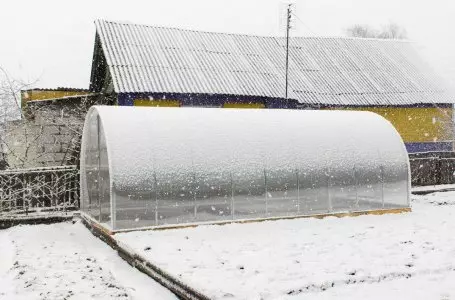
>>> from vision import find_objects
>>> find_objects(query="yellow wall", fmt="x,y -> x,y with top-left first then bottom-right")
22,90 -> 89,102
133,99 -> 180,107
223,103 -> 265,109
130,99 -> 452,143
330,107 -> 453,143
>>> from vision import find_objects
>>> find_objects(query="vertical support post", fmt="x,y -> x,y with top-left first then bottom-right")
296,168 -> 300,213
327,165 -> 332,213
25,180 -> 29,216
111,190 -> 116,230
230,172 -> 235,220
378,150 -> 385,209
192,172 -> 197,219
154,172 -> 158,226
47,173 -> 52,210
353,164 -> 359,209
97,115 -> 102,223
264,169 -> 268,216
380,165 -> 385,208
63,172 -> 67,214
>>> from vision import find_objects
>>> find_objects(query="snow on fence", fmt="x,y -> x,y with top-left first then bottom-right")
0,165 -> 79,216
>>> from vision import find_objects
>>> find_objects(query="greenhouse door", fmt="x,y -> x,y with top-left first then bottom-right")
84,114 -> 110,226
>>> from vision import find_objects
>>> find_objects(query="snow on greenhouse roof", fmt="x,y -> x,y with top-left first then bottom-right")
81,106 -> 410,231
94,19 -> 454,106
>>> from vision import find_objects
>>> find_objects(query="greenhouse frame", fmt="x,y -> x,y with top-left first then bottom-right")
80,106 -> 411,232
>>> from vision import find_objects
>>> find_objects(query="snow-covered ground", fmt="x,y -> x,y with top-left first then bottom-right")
117,192 -> 455,300
0,222 -> 177,300
2,192 -> 455,300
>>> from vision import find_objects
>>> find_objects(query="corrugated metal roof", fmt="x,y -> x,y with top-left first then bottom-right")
95,19 -> 454,106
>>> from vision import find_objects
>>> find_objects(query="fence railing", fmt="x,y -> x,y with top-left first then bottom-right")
0,165 -> 79,216
409,152 -> 455,186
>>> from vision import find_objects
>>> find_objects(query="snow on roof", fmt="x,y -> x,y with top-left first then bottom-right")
22,88 -> 89,92
94,19 -> 454,106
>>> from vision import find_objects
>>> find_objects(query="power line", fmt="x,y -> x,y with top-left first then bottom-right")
290,12 -> 317,36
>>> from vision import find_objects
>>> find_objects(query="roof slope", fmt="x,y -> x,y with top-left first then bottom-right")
94,19 -> 453,106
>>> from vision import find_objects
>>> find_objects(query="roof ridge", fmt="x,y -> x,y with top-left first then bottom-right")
95,19 -> 276,39
95,19 -> 412,43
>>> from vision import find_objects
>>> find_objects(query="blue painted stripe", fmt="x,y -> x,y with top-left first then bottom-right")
405,142 -> 453,153
117,94 -> 134,106
116,92 -> 299,108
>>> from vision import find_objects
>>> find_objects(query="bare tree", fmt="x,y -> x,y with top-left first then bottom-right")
377,23 -> 408,39
0,67 -> 26,121
345,24 -> 379,39
346,23 -> 407,40
0,67 -> 33,169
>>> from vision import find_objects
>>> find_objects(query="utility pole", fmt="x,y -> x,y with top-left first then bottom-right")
285,3 -> 293,100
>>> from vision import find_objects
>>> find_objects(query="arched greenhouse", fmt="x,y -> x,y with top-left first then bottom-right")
80,106 -> 411,231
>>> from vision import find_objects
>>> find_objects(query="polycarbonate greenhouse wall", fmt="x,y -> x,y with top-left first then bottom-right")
80,106 -> 410,231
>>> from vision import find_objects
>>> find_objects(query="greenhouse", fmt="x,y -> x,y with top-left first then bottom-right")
80,106 -> 411,232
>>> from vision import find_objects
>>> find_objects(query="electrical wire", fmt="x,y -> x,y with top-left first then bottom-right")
290,12 -> 317,36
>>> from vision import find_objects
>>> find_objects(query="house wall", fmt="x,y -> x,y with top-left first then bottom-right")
115,92 -> 453,154
4,101 -> 84,169
223,103 -> 265,109
133,99 -> 266,109
326,106 -> 454,153
6,93 -> 116,169
133,99 -> 181,107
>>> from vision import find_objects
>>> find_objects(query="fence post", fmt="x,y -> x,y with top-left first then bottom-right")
437,155 -> 442,185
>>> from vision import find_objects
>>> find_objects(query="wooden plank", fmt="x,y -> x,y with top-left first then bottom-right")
110,207 -> 412,234
80,213 -> 211,300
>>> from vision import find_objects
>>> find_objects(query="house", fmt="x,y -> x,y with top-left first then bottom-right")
87,20 -> 452,153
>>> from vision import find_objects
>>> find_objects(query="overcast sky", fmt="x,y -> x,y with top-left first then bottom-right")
0,0 -> 454,89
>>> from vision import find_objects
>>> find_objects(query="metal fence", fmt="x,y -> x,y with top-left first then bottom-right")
409,152 -> 455,186
0,165 -> 79,216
